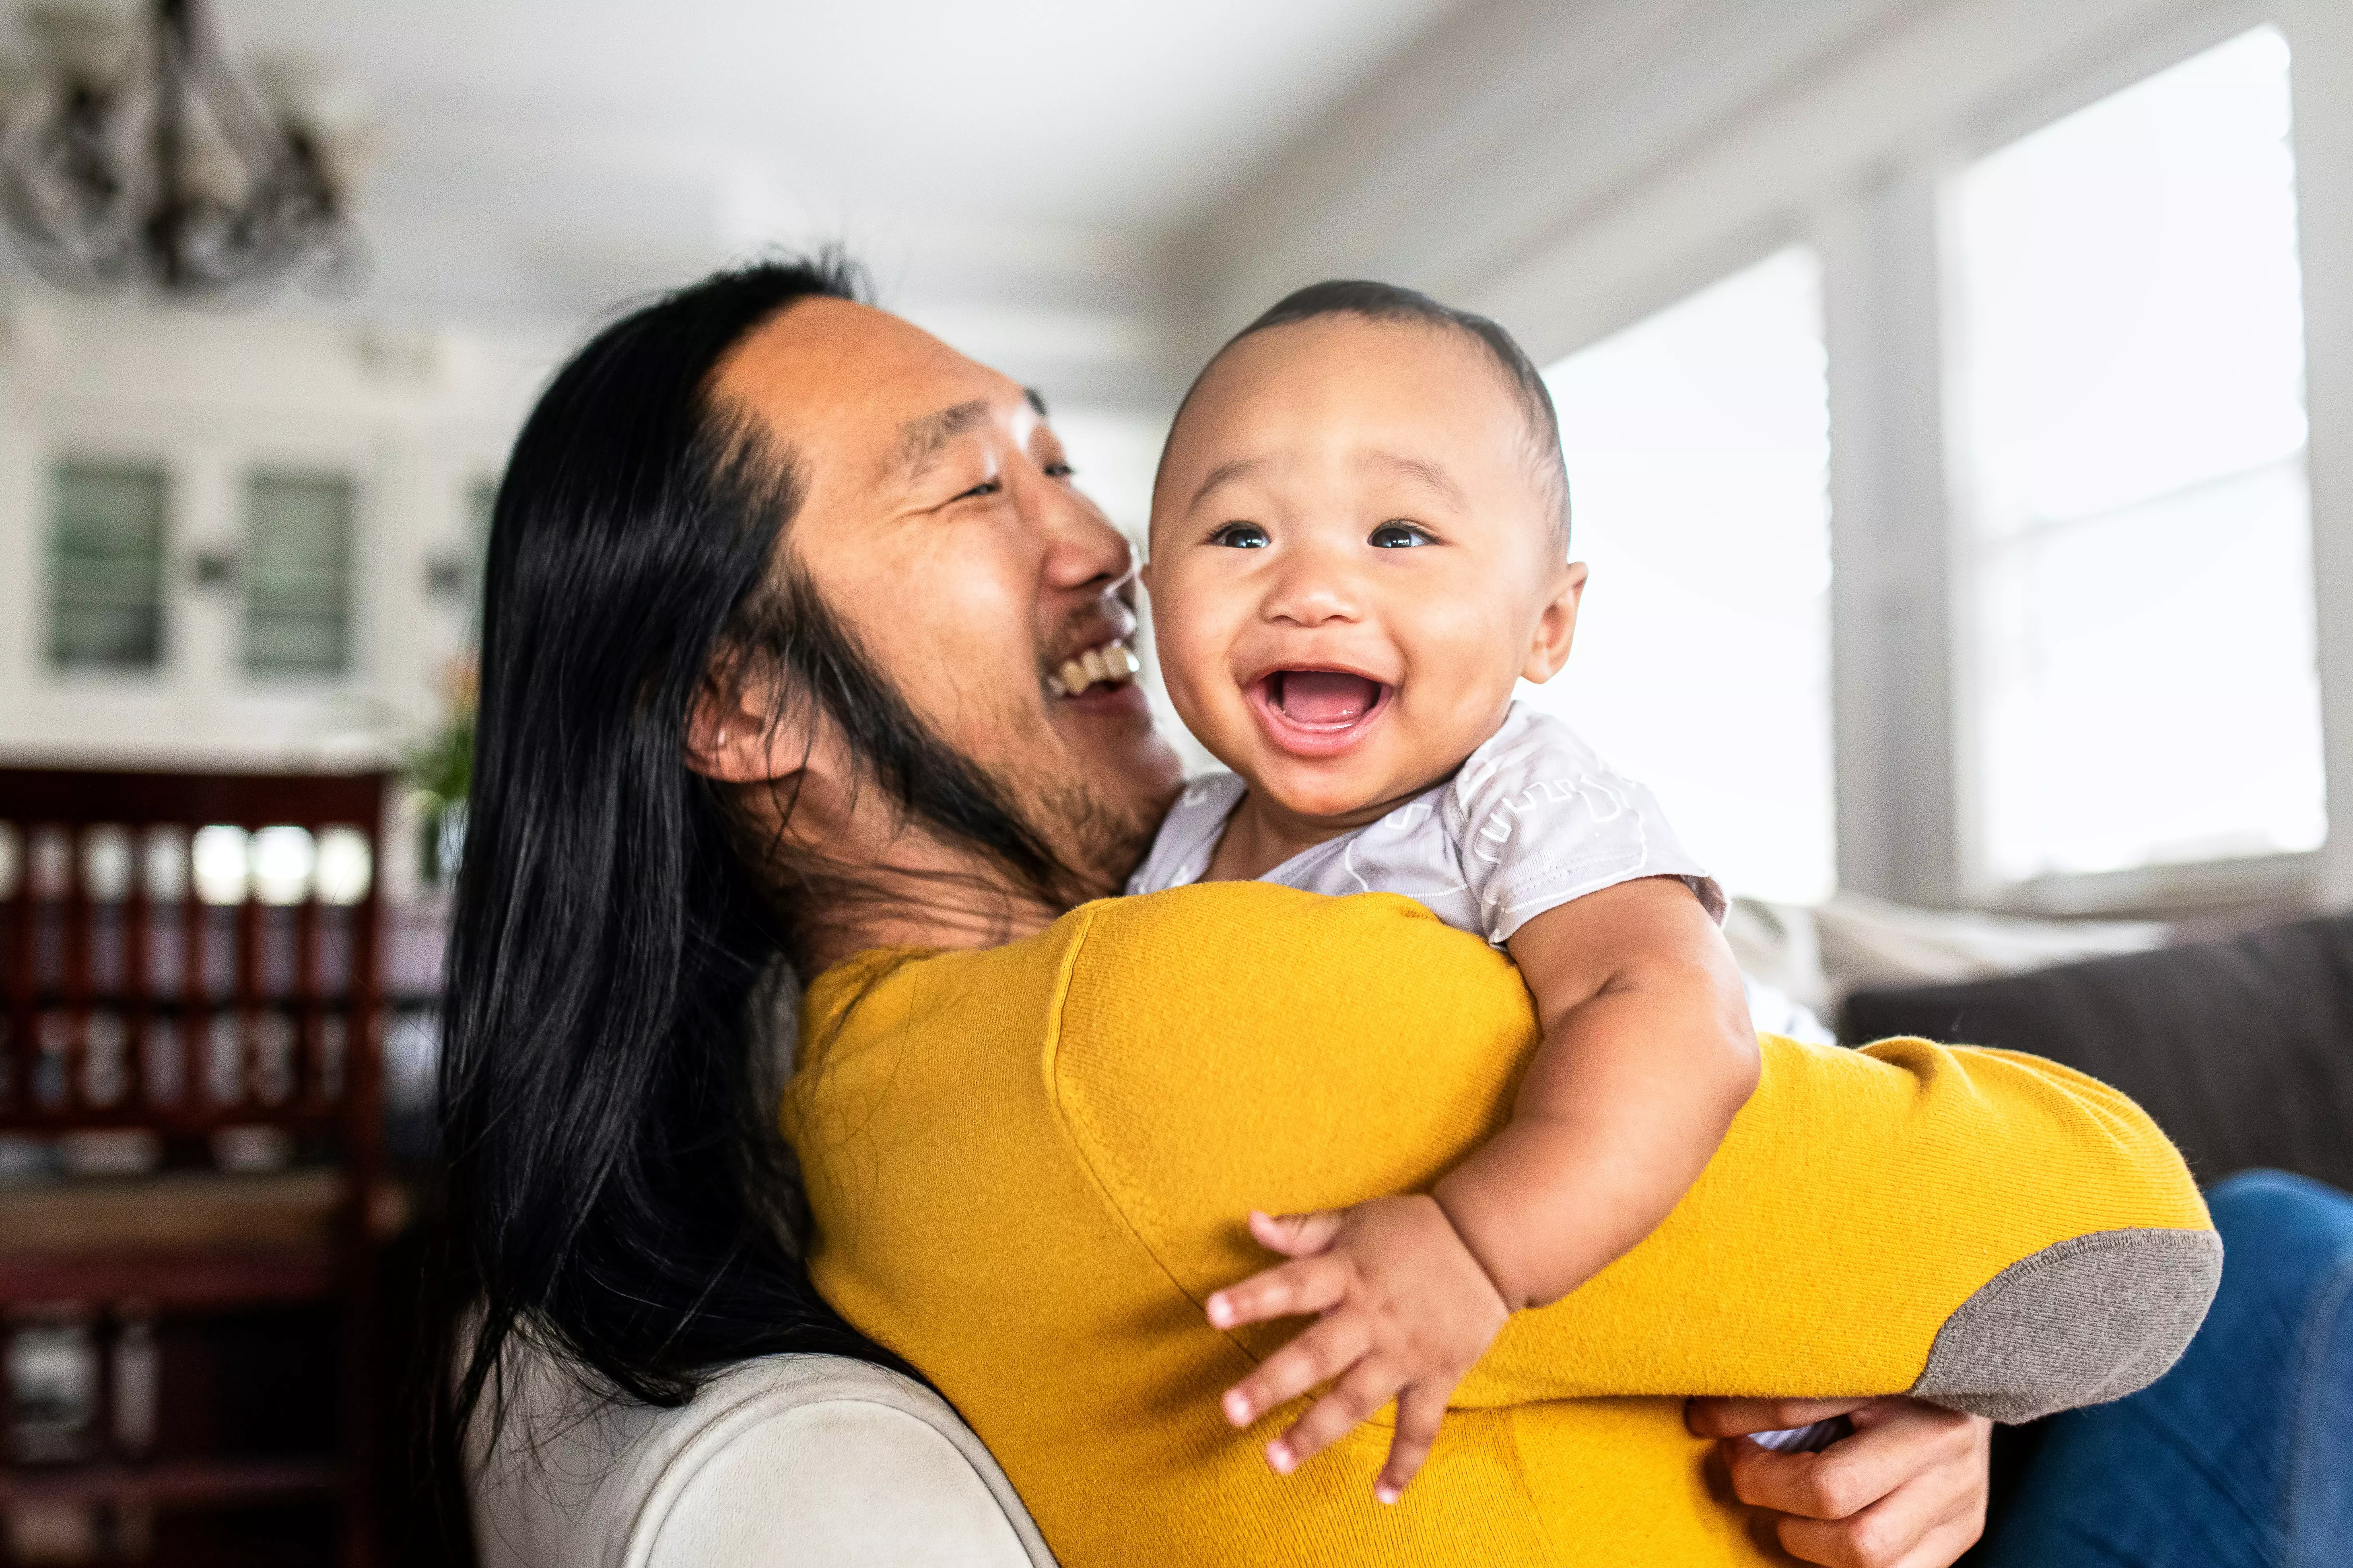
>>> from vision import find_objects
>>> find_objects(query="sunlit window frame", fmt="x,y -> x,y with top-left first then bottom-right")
1940,14 -> 2326,916
1520,3 -> 2337,919
1534,245 -> 1840,907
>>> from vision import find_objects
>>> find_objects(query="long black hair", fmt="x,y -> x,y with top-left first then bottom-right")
435,252 -> 1087,1448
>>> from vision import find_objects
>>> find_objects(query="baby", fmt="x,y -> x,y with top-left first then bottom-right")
1130,281 -> 1762,1502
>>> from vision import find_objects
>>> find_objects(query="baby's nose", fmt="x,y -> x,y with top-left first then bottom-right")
1263,571 -> 1361,627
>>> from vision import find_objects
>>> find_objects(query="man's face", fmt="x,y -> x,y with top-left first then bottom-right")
711,298 -> 1181,890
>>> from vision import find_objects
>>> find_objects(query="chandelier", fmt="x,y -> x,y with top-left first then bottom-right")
0,0 -> 361,299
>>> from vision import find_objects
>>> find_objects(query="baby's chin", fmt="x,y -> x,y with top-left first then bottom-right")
1241,749 -> 1441,827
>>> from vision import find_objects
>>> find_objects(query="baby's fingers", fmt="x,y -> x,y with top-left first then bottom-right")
1375,1385 -> 1450,1504
1206,1253 -> 1347,1331
1268,1358 -> 1403,1475
1220,1311 -> 1372,1428
1248,1207 -> 1346,1257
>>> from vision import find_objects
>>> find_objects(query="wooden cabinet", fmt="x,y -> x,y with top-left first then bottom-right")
1,769 -> 392,1567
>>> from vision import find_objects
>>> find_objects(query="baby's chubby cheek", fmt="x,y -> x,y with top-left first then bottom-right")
1144,568 -> 1251,742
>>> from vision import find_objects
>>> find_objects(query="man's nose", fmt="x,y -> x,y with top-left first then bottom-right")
1036,475 -> 1136,595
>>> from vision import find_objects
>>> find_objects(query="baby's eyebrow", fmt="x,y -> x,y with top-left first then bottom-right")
1188,455 -> 1268,513
1358,451 -> 1466,508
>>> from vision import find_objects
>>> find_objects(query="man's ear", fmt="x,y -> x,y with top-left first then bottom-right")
684,668 -> 810,783
1519,561 -> 1588,686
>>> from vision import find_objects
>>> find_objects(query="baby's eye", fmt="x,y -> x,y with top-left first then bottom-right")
1043,461 -> 1075,479
1369,521 -> 1433,548
1210,522 -> 1270,549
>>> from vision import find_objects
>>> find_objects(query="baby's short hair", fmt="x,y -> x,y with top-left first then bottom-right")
1176,279 -> 1573,552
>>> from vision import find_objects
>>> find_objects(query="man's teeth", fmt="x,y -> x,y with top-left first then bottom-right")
1047,640 -> 1142,698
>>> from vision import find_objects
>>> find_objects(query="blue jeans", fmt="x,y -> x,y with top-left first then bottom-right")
1977,1170 -> 2353,1568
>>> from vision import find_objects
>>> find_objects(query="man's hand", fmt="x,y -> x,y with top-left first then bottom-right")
1686,1396 -> 1991,1567
1204,1196 -> 1508,1502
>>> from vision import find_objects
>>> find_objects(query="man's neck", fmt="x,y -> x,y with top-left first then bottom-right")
795,864 -> 1064,975
739,759 -> 1163,975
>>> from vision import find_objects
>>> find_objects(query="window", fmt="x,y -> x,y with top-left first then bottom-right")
1956,27 -> 2324,883
242,472 -> 355,677
47,461 -> 167,672
1535,248 -> 1836,903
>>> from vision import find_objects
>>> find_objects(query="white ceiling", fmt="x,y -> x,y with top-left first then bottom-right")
82,0 -> 1467,358
223,0 -> 1467,226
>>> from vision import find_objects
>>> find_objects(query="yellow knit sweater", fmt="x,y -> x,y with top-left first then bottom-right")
783,884 -> 2214,1566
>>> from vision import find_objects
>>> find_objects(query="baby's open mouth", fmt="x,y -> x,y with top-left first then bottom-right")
1249,669 -> 1393,756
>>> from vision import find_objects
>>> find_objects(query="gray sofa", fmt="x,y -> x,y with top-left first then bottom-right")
1842,910 -> 2353,1192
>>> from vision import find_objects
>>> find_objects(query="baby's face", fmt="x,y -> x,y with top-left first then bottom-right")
1146,317 -> 1584,823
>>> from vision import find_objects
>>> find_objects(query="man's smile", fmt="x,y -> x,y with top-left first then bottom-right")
1046,634 -> 1143,699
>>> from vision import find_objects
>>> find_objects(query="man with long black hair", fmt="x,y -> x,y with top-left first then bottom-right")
440,253 -> 1193,1558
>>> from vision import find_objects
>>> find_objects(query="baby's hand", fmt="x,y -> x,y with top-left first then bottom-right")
1204,1196 -> 1508,1502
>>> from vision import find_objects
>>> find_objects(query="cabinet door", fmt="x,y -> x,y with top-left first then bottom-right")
46,462 -> 170,675
240,472 -> 356,680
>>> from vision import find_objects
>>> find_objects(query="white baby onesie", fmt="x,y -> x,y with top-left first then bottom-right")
1125,701 -> 1726,938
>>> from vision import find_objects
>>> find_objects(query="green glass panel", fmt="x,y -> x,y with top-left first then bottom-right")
47,463 -> 167,671
243,472 -> 354,677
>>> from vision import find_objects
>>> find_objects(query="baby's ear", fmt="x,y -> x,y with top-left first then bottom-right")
1519,561 -> 1588,685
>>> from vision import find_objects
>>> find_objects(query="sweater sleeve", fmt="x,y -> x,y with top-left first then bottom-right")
1048,882 -> 2218,1422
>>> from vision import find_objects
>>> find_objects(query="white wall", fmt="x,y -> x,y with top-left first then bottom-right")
0,287 -> 1199,772
0,299 -> 560,770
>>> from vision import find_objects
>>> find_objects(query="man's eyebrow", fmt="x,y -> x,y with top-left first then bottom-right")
1187,455 -> 1267,513
1025,387 -> 1049,419
1360,451 -> 1467,507
896,399 -> 990,480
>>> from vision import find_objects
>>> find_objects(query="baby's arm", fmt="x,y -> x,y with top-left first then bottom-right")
1436,874 -> 1760,1311
1207,875 -> 1757,1500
